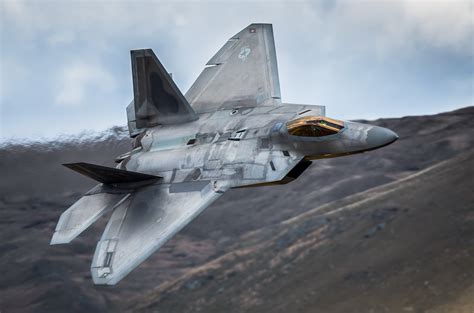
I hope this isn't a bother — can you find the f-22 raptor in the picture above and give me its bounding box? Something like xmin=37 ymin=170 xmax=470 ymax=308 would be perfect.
xmin=51 ymin=23 xmax=398 ymax=285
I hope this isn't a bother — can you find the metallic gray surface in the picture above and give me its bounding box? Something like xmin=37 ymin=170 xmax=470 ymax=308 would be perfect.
xmin=366 ymin=126 xmax=400 ymax=150
xmin=51 ymin=191 xmax=128 ymax=245
xmin=186 ymin=23 xmax=281 ymax=113
xmin=51 ymin=23 xmax=398 ymax=285
xmin=90 ymin=183 xmax=220 ymax=285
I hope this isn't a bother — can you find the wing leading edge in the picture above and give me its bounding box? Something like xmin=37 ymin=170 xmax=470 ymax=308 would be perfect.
xmin=185 ymin=23 xmax=281 ymax=113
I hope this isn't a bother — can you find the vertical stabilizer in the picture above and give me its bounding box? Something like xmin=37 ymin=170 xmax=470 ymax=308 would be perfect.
xmin=128 ymin=49 xmax=198 ymax=136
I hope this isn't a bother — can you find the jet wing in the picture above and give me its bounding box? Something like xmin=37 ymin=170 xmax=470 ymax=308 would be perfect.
xmin=185 ymin=23 xmax=281 ymax=113
xmin=91 ymin=181 xmax=223 ymax=285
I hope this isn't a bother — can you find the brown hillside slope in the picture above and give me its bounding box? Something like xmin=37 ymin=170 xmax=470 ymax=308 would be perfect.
xmin=133 ymin=151 xmax=474 ymax=313
xmin=1 ymin=107 xmax=473 ymax=313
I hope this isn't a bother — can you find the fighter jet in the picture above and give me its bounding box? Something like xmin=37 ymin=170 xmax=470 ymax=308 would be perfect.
xmin=50 ymin=23 xmax=398 ymax=285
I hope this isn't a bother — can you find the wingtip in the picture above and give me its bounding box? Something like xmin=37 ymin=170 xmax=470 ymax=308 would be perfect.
xmin=91 ymin=268 xmax=122 ymax=286
xmin=50 ymin=231 xmax=72 ymax=245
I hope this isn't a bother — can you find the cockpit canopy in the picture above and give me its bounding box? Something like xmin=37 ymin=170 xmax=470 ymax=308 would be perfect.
xmin=286 ymin=116 xmax=344 ymax=137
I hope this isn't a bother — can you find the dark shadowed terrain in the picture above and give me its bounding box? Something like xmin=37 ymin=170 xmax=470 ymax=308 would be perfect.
xmin=1 ymin=107 xmax=473 ymax=313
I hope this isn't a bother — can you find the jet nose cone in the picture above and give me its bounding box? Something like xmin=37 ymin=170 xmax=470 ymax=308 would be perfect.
xmin=366 ymin=126 xmax=399 ymax=149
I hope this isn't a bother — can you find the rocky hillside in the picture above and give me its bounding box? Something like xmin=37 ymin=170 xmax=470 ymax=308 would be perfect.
xmin=0 ymin=107 xmax=473 ymax=312
xmin=132 ymin=151 xmax=474 ymax=313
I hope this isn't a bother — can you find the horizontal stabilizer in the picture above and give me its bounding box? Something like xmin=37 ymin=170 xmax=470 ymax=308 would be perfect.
xmin=51 ymin=190 xmax=129 ymax=245
xmin=63 ymin=162 xmax=160 ymax=185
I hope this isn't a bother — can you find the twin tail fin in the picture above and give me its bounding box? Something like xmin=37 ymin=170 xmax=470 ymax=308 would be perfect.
xmin=126 ymin=49 xmax=198 ymax=136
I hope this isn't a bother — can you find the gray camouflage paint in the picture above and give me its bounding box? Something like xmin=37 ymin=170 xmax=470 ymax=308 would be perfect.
xmin=123 ymin=104 xmax=397 ymax=190
xmin=51 ymin=23 xmax=398 ymax=285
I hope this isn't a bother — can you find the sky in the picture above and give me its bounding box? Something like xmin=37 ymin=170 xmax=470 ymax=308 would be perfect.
xmin=1 ymin=0 xmax=473 ymax=141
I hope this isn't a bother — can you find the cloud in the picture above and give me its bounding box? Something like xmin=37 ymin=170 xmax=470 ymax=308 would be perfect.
xmin=47 ymin=30 xmax=76 ymax=46
xmin=1 ymin=0 xmax=473 ymax=139
xmin=0 ymin=56 xmax=28 ymax=102
xmin=300 ymin=0 xmax=474 ymax=59
xmin=55 ymin=61 xmax=116 ymax=107
xmin=402 ymin=0 xmax=473 ymax=53
xmin=3 ymin=0 xmax=472 ymax=55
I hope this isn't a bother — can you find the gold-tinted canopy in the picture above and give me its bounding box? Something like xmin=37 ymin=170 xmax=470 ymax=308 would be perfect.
xmin=286 ymin=116 xmax=344 ymax=137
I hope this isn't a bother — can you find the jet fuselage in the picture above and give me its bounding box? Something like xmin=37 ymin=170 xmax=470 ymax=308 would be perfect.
xmin=122 ymin=104 xmax=397 ymax=191
xmin=51 ymin=24 xmax=399 ymax=285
